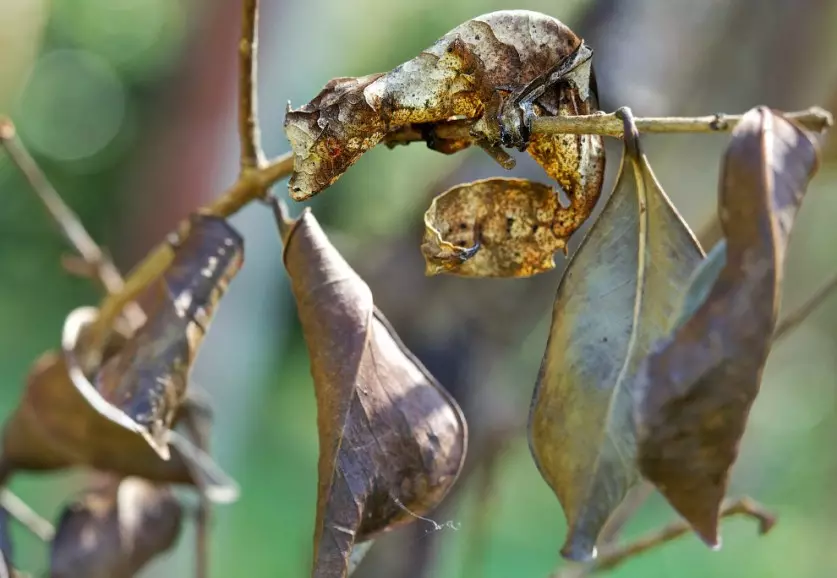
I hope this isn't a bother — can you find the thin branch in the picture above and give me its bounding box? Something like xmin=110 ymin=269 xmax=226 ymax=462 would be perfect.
xmin=0 ymin=117 xmax=145 ymax=329
xmin=550 ymin=497 xmax=775 ymax=578
xmin=238 ymin=0 xmax=263 ymax=170
xmin=773 ymin=270 xmax=837 ymax=342
xmin=385 ymin=107 xmax=832 ymax=146
xmin=531 ymin=106 xmax=833 ymax=137
xmin=0 ymin=490 xmax=54 ymax=542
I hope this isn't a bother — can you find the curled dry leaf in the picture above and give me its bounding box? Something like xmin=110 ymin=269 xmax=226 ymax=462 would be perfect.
xmin=272 ymin=201 xmax=467 ymax=578
xmin=422 ymin=177 xmax=567 ymax=277
xmin=1 ymin=350 xmax=239 ymax=503
xmin=49 ymin=475 xmax=182 ymax=578
xmin=528 ymin=109 xmax=704 ymax=561
xmin=285 ymin=10 xmax=604 ymax=253
xmin=62 ymin=215 xmax=243 ymax=459
xmin=634 ymin=107 xmax=821 ymax=547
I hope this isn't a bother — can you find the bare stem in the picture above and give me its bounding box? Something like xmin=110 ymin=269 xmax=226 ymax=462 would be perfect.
xmin=0 ymin=117 xmax=145 ymax=329
xmin=550 ymin=497 xmax=775 ymax=578
xmin=385 ymin=107 xmax=833 ymax=146
xmin=532 ymin=106 xmax=833 ymax=137
xmin=238 ymin=0 xmax=263 ymax=170
xmin=0 ymin=489 xmax=54 ymax=542
xmin=773 ymin=271 xmax=837 ymax=342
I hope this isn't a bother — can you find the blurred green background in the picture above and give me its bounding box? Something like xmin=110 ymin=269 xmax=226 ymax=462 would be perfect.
xmin=1 ymin=0 xmax=837 ymax=576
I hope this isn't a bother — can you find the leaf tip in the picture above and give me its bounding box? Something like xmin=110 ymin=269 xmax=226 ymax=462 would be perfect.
xmin=560 ymin=537 xmax=597 ymax=563
xmin=141 ymin=425 xmax=171 ymax=461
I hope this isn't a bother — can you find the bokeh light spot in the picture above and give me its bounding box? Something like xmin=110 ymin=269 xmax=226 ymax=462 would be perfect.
xmin=17 ymin=49 xmax=126 ymax=162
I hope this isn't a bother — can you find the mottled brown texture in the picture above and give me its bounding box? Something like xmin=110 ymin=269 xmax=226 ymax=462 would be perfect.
xmin=273 ymin=202 xmax=467 ymax=578
xmin=49 ymin=476 xmax=183 ymax=578
xmin=529 ymin=111 xmax=703 ymax=562
xmin=1 ymin=351 xmax=235 ymax=494
xmin=422 ymin=178 xmax=565 ymax=277
xmin=66 ymin=215 xmax=244 ymax=459
xmin=284 ymin=74 xmax=387 ymax=199
xmin=284 ymin=11 xmax=605 ymax=249
xmin=634 ymin=107 xmax=821 ymax=547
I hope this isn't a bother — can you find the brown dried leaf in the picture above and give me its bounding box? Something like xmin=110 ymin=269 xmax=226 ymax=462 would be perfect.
xmin=49 ymin=475 xmax=182 ymax=578
xmin=273 ymin=201 xmax=467 ymax=578
xmin=422 ymin=178 xmax=565 ymax=277
xmin=1 ymin=350 xmax=238 ymax=502
xmin=634 ymin=107 xmax=821 ymax=547
xmin=529 ymin=110 xmax=704 ymax=561
xmin=63 ymin=215 xmax=243 ymax=459
xmin=286 ymin=9 xmax=605 ymax=242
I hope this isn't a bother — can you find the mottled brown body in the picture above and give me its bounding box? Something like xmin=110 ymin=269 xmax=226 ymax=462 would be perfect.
xmin=285 ymin=11 xmax=605 ymax=278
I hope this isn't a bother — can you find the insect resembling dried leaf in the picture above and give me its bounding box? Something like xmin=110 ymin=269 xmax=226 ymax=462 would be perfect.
xmin=1 ymin=349 xmax=238 ymax=502
xmin=422 ymin=178 xmax=567 ymax=277
xmin=49 ymin=475 xmax=182 ymax=578
xmin=63 ymin=215 xmax=243 ymax=460
xmin=286 ymin=10 xmax=605 ymax=243
xmin=528 ymin=109 xmax=704 ymax=561
xmin=272 ymin=200 xmax=467 ymax=578
xmin=634 ymin=107 xmax=821 ymax=547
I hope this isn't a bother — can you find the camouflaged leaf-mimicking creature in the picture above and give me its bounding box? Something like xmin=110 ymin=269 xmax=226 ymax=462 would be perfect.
xmin=285 ymin=11 xmax=605 ymax=277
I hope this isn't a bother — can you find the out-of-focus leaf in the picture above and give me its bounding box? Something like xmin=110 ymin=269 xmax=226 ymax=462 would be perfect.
xmin=62 ymin=215 xmax=243 ymax=459
xmin=529 ymin=110 xmax=704 ymax=561
xmin=1 ymin=350 xmax=239 ymax=503
xmin=285 ymin=10 xmax=605 ymax=241
xmin=422 ymin=178 xmax=566 ymax=277
xmin=49 ymin=475 xmax=182 ymax=578
xmin=0 ymin=507 xmax=13 ymax=578
xmin=634 ymin=107 xmax=821 ymax=547
xmin=272 ymin=201 xmax=467 ymax=578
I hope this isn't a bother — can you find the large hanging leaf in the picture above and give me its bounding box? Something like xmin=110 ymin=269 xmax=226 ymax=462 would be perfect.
xmin=272 ymin=201 xmax=467 ymax=578
xmin=528 ymin=109 xmax=704 ymax=561
xmin=49 ymin=475 xmax=182 ymax=578
xmin=634 ymin=107 xmax=821 ymax=546
xmin=1 ymin=350 xmax=238 ymax=503
xmin=62 ymin=215 xmax=243 ymax=459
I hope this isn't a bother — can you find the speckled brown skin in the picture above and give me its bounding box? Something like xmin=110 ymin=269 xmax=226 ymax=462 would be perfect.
xmin=285 ymin=10 xmax=605 ymax=231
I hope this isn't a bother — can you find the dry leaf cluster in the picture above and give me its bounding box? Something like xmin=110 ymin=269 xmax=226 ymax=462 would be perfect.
xmin=0 ymin=3 xmax=833 ymax=578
